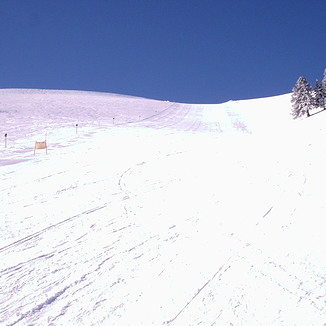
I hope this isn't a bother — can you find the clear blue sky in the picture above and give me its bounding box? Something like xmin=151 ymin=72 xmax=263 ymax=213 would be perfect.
xmin=1 ymin=0 xmax=325 ymax=103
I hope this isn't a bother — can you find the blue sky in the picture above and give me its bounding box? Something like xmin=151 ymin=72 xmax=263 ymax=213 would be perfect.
xmin=0 ymin=0 xmax=325 ymax=103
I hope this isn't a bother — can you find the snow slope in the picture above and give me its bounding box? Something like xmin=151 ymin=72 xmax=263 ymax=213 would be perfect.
xmin=0 ymin=89 xmax=325 ymax=325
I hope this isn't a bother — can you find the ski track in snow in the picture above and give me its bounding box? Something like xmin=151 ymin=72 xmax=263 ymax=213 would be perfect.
xmin=0 ymin=90 xmax=325 ymax=325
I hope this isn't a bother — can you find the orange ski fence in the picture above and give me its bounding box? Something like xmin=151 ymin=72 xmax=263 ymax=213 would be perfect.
xmin=34 ymin=140 xmax=48 ymax=155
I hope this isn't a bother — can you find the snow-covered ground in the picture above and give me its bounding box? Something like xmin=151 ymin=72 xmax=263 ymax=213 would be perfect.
xmin=0 ymin=89 xmax=325 ymax=325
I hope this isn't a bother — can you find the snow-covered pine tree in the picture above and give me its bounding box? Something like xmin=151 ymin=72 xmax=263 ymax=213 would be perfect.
xmin=291 ymin=76 xmax=313 ymax=119
xmin=314 ymin=79 xmax=326 ymax=110
xmin=322 ymin=69 xmax=326 ymax=87
xmin=321 ymin=69 xmax=326 ymax=109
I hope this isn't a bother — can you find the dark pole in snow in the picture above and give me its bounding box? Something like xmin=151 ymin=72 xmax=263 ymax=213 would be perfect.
xmin=4 ymin=133 xmax=7 ymax=148
xmin=76 ymin=123 xmax=78 ymax=134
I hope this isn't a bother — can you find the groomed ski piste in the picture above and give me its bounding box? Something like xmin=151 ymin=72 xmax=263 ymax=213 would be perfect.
xmin=0 ymin=89 xmax=325 ymax=325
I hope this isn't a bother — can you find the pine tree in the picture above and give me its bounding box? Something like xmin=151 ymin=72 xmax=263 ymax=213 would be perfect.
xmin=314 ymin=79 xmax=326 ymax=110
xmin=291 ymin=76 xmax=313 ymax=119
xmin=322 ymin=69 xmax=326 ymax=88
xmin=321 ymin=69 xmax=326 ymax=109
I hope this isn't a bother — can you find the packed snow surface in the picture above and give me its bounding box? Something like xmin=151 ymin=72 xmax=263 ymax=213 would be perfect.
xmin=0 ymin=89 xmax=325 ymax=325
